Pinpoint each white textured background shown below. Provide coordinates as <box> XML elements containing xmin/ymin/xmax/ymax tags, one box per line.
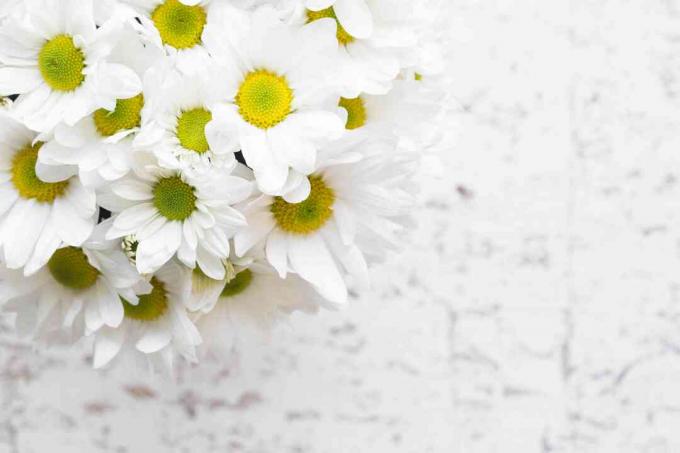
<box><xmin>4</xmin><ymin>1</ymin><xmax>680</xmax><ymax>451</ymax></box>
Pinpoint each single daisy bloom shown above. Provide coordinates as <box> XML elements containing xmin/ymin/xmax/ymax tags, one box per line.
<box><xmin>118</xmin><ymin>0</ymin><xmax>225</xmax><ymax>74</ymax></box>
<box><xmin>0</xmin><ymin>0</ymin><xmax>142</xmax><ymax>132</ymax></box>
<box><xmin>135</xmin><ymin>67</ymin><xmax>236</xmax><ymax>176</ymax></box>
<box><xmin>91</xmin><ymin>260</ymin><xmax>202</xmax><ymax>371</ymax></box>
<box><xmin>203</xmin><ymin>6</ymin><xmax>345</xmax><ymax>197</ymax></box>
<box><xmin>37</xmin><ymin>22</ymin><xmax>165</xmax><ymax>188</ymax></box>
<box><xmin>0</xmin><ymin>112</ymin><xmax>96</xmax><ymax>274</ymax></box>
<box><xmin>0</xmin><ymin>227</ymin><xmax>151</xmax><ymax>343</ymax></box>
<box><xmin>189</xmin><ymin>257</ymin><xmax>321</xmax><ymax>357</ymax></box>
<box><xmin>303</xmin><ymin>0</ymin><xmax>419</xmax><ymax>96</ymax></box>
<box><xmin>233</xmin><ymin>135</ymin><xmax>414</xmax><ymax>304</ymax></box>
<box><xmin>103</xmin><ymin>152</ymin><xmax>252</xmax><ymax>279</ymax></box>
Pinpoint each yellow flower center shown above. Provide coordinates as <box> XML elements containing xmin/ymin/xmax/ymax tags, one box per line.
<box><xmin>338</xmin><ymin>96</ymin><xmax>366</xmax><ymax>130</ymax></box>
<box><xmin>47</xmin><ymin>247</ymin><xmax>99</xmax><ymax>291</ymax></box>
<box><xmin>220</xmin><ymin>269</ymin><xmax>253</xmax><ymax>298</ymax></box>
<box><xmin>236</xmin><ymin>69</ymin><xmax>293</xmax><ymax>130</ymax></box>
<box><xmin>93</xmin><ymin>94</ymin><xmax>144</xmax><ymax>137</ymax></box>
<box><xmin>271</xmin><ymin>175</ymin><xmax>335</xmax><ymax>235</ymax></box>
<box><xmin>153</xmin><ymin>175</ymin><xmax>197</xmax><ymax>221</ymax></box>
<box><xmin>306</xmin><ymin>7</ymin><xmax>355</xmax><ymax>45</ymax></box>
<box><xmin>11</xmin><ymin>143</ymin><xmax>70</xmax><ymax>203</ymax></box>
<box><xmin>176</xmin><ymin>107</ymin><xmax>212</xmax><ymax>153</ymax></box>
<box><xmin>152</xmin><ymin>0</ymin><xmax>207</xmax><ymax>49</ymax></box>
<box><xmin>38</xmin><ymin>34</ymin><xmax>86</xmax><ymax>92</ymax></box>
<box><xmin>123</xmin><ymin>277</ymin><xmax>168</xmax><ymax>322</ymax></box>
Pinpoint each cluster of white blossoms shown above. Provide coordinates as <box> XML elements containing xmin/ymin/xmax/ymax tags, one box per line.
<box><xmin>0</xmin><ymin>0</ymin><xmax>446</xmax><ymax>372</ymax></box>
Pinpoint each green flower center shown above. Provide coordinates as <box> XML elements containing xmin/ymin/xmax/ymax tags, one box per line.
<box><xmin>122</xmin><ymin>235</ymin><xmax>139</xmax><ymax>264</ymax></box>
<box><xmin>47</xmin><ymin>247</ymin><xmax>100</xmax><ymax>291</ymax></box>
<box><xmin>271</xmin><ymin>175</ymin><xmax>335</xmax><ymax>235</ymax></box>
<box><xmin>220</xmin><ymin>269</ymin><xmax>253</xmax><ymax>298</ymax></box>
<box><xmin>11</xmin><ymin>143</ymin><xmax>70</xmax><ymax>203</ymax></box>
<box><xmin>236</xmin><ymin>69</ymin><xmax>293</xmax><ymax>130</ymax></box>
<box><xmin>306</xmin><ymin>7</ymin><xmax>355</xmax><ymax>45</ymax></box>
<box><xmin>152</xmin><ymin>0</ymin><xmax>207</xmax><ymax>50</ymax></box>
<box><xmin>176</xmin><ymin>107</ymin><xmax>212</xmax><ymax>153</ymax></box>
<box><xmin>38</xmin><ymin>34</ymin><xmax>86</xmax><ymax>92</ymax></box>
<box><xmin>338</xmin><ymin>96</ymin><xmax>366</xmax><ymax>130</ymax></box>
<box><xmin>153</xmin><ymin>175</ymin><xmax>197</xmax><ymax>221</ymax></box>
<box><xmin>93</xmin><ymin>94</ymin><xmax>144</xmax><ymax>137</ymax></box>
<box><xmin>123</xmin><ymin>277</ymin><xmax>168</xmax><ymax>322</ymax></box>
<box><xmin>414</xmin><ymin>72</ymin><xmax>423</xmax><ymax>81</ymax></box>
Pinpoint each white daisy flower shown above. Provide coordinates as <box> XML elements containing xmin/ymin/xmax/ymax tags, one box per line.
<box><xmin>103</xmin><ymin>153</ymin><xmax>252</xmax><ymax>279</ymax></box>
<box><xmin>0</xmin><ymin>112</ymin><xmax>97</xmax><ymax>273</ymax></box>
<box><xmin>233</xmin><ymin>135</ymin><xmax>415</xmax><ymax>304</ymax></box>
<box><xmin>303</xmin><ymin>0</ymin><xmax>419</xmax><ymax>96</ymax></box>
<box><xmin>189</xmin><ymin>256</ymin><xmax>321</xmax><ymax>357</ymax></box>
<box><xmin>135</xmin><ymin>67</ymin><xmax>237</xmax><ymax>176</ymax></box>
<box><xmin>202</xmin><ymin>6</ymin><xmax>345</xmax><ymax>197</ymax></box>
<box><xmin>0</xmin><ymin>0</ymin><xmax>142</xmax><ymax>132</ymax></box>
<box><xmin>118</xmin><ymin>0</ymin><xmax>224</xmax><ymax>75</ymax></box>
<box><xmin>91</xmin><ymin>260</ymin><xmax>202</xmax><ymax>371</ymax></box>
<box><xmin>36</xmin><ymin>22</ymin><xmax>164</xmax><ymax>188</ymax></box>
<box><xmin>0</xmin><ymin>225</ymin><xmax>150</xmax><ymax>343</ymax></box>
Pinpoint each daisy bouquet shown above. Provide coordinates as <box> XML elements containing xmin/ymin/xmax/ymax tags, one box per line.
<box><xmin>0</xmin><ymin>0</ymin><xmax>447</xmax><ymax>372</ymax></box>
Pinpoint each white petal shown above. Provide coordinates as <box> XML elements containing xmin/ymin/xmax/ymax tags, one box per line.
<box><xmin>135</xmin><ymin>322</ymin><xmax>172</xmax><ymax>353</ymax></box>
<box><xmin>35</xmin><ymin>161</ymin><xmax>78</xmax><ymax>183</ymax></box>
<box><xmin>196</xmin><ymin>247</ymin><xmax>226</xmax><ymax>280</ymax></box>
<box><xmin>3</xmin><ymin>200</ymin><xmax>49</xmax><ymax>269</ymax></box>
<box><xmin>0</xmin><ymin>67</ymin><xmax>42</xmax><ymax>94</ymax></box>
<box><xmin>282</xmin><ymin>176</ymin><xmax>311</xmax><ymax>204</ymax></box>
<box><xmin>307</xmin><ymin>0</ymin><xmax>336</xmax><ymax>9</ymax></box>
<box><xmin>97</xmin><ymin>282</ymin><xmax>124</xmax><ymax>328</ymax></box>
<box><xmin>233</xmin><ymin>211</ymin><xmax>275</xmax><ymax>257</ymax></box>
<box><xmin>52</xmin><ymin>197</ymin><xmax>94</xmax><ymax>246</ymax></box>
<box><xmin>112</xmin><ymin>179</ymin><xmax>153</xmax><ymax>201</ymax></box>
<box><xmin>266</xmin><ymin>229</ymin><xmax>288</xmax><ymax>278</ymax></box>
<box><xmin>110</xmin><ymin>203</ymin><xmax>157</xmax><ymax>234</ymax></box>
<box><xmin>334</xmin><ymin>0</ymin><xmax>373</xmax><ymax>39</ymax></box>
<box><xmin>136</xmin><ymin>221</ymin><xmax>181</xmax><ymax>274</ymax></box>
<box><xmin>93</xmin><ymin>326</ymin><xmax>125</xmax><ymax>369</ymax></box>
<box><xmin>288</xmin><ymin>234</ymin><xmax>347</xmax><ymax>305</ymax></box>
<box><xmin>94</xmin><ymin>63</ymin><xmax>142</xmax><ymax>102</ymax></box>
<box><xmin>24</xmin><ymin>219</ymin><xmax>61</xmax><ymax>276</ymax></box>
<box><xmin>0</xmin><ymin>183</ymin><xmax>18</xmax><ymax>217</ymax></box>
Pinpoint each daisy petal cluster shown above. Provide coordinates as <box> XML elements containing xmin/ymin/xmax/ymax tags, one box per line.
<box><xmin>0</xmin><ymin>0</ymin><xmax>447</xmax><ymax>373</ymax></box>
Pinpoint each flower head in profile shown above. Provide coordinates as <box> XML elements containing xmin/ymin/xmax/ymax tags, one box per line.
<box><xmin>0</xmin><ymin>112</ymin><xmax>96</xmax><ymax>274</ymax></box>
<box><xmin>103</xmin><ymin>152</ymin><xmax>252</xmax><ymax>279</ymax></box>
<box><xmin>0</xmin><ymin>0</ymin><xmax>142</xmax><ymax>131</ymax></box>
